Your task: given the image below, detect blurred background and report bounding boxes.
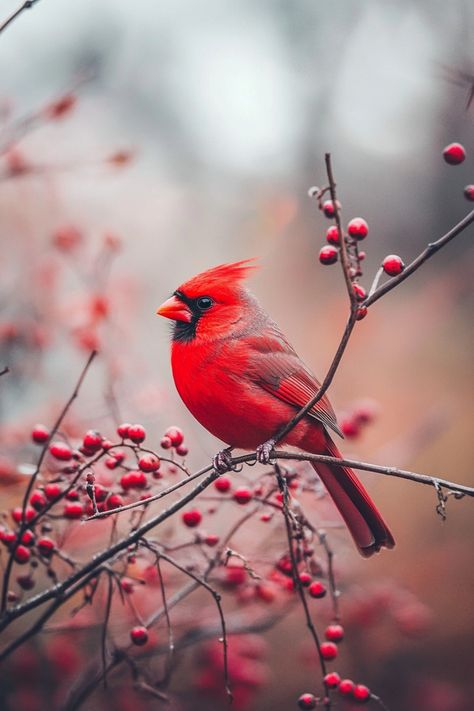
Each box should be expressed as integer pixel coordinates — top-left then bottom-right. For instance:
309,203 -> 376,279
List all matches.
0,1 -> 473,709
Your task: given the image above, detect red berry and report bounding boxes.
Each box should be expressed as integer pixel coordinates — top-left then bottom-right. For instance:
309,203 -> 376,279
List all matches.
32,424 -> 49,444
106,494 -> 124,510
175,444 -> 188,456
138,455 -> 160,473
117,423 -> 131,439
325,624 -> 344,642
353,684 -> 371,703
352,282 -> 367,301
128,424 -> 146,444
358,250 -> 366,260
338,679 -> 355,696
105,456 -> 121,469
65,489 -> 79,501
326,225 -> 340,245
443,142 -> 466,165
347,218 -> 368,240
14,545 -> 31,564
214,477 -> 231,493
21,530 -> 35,546
308,581 -> 327,599
319,245 -> 338,265
297,693 -> 317,709
44,483 -> 62,500
94,485 -> 108,502
49,442 -> 73,461
64,502 -> 83,519
464,185 -> 474,201
356,306 -> 368,321
352,283 -> 366,301
30,490 -> 46,511
233,488 -> 252,505
182,509 -> 202,527
324,672 -> 341,689
382,254 -> 405,276
130,626 -> 148,646
52,225 -> 82,251
120,578 -> 134,594
165,426 -> 184,447
320,642 -> 338,660
122,471 -> 147,489
322,199 -> 340,218
299,572 -> 312,587
204,534 -> 219,547
12,507 -> 35,524
341,418 -> 360,438
17,574 -> 35,590
1,530 -> 16,546
260,513 -> 272,522
37,537 -> 55,556
82,430 -> 102,451
160,436 -> 172,449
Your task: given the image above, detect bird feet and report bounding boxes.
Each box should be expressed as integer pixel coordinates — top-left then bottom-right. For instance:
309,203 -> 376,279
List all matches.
256,439 -> 276,465
213,447 -> 234,473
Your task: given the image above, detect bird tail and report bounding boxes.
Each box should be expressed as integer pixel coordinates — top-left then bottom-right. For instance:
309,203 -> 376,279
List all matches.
311,435 -> 395,557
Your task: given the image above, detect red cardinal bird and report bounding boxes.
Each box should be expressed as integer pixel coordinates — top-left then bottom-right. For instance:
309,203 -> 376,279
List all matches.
157,260 -> 394,557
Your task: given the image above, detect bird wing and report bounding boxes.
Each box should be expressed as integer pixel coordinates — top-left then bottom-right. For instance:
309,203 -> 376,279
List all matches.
243,321 -> 343,437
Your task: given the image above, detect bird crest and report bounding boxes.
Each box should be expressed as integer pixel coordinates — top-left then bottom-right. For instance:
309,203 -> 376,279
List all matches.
178,259 -> 259,297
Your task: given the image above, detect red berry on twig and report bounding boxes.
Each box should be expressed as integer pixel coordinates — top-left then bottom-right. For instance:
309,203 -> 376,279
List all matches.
82,430 -> 102,452
233,488 -> 252,505
326,226 -> 340,245
352,283 -> 366,301
130,626 -> 148,646
464,185 -> 474,201
32,424 -> 49,444
164,426 -> 184,446
353,684 -> 371,703
182,509 -> 202,527
297,693 -> 317,709
49,442 -> 73,461
325,624 -> 344,642
320,642 -> 338,660
322,199 -> 341,218
14,545 -> 31,564
138,455 -> 160,473
324,672 -> 341,688
128,424 -> 146,444
30,490 -> 46,511
319,246 -> 338,265
382,254 -> 405,276
44,483 -> 62,500
64,502 -> 83,519
117,423 -> 131,439
38,537 -> 55,556
214,476 -> 231,493
347,218 -> 368,240
339,679 -> 355,696
308,581 -> 326,599
443,142 -> 466,165
356,306 -> 368,321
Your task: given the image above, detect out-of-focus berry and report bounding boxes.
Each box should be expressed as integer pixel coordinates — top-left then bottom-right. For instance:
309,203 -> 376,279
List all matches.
443,142 -> 466,165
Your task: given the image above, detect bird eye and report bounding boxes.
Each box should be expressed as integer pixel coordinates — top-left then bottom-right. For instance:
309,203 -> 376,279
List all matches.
196,296 -> 213,311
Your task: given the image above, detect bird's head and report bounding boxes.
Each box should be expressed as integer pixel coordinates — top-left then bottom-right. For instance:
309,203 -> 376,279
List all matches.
156,259 -> 259,342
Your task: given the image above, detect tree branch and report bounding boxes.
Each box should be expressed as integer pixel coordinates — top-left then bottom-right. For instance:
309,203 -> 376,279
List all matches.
0,0 -> 41,35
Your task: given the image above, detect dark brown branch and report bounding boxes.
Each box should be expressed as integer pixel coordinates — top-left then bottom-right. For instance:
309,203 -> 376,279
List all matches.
0,366 -> 9,377
365,209 -> 474,307
0,0 -> 40,35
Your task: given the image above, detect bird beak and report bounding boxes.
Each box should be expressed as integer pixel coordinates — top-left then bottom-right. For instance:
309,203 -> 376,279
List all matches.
156,295 -> 192,323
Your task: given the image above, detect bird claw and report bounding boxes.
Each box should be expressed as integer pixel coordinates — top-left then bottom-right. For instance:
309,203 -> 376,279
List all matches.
213,448 -> 233,473
256,439 -> 276,465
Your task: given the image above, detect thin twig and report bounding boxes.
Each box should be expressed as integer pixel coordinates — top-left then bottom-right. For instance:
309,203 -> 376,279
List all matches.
365,209 -> 474,307
0,0 -> 41,35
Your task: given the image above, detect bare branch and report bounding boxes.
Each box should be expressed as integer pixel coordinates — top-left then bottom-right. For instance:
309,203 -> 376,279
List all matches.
0,0 -> 41,36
